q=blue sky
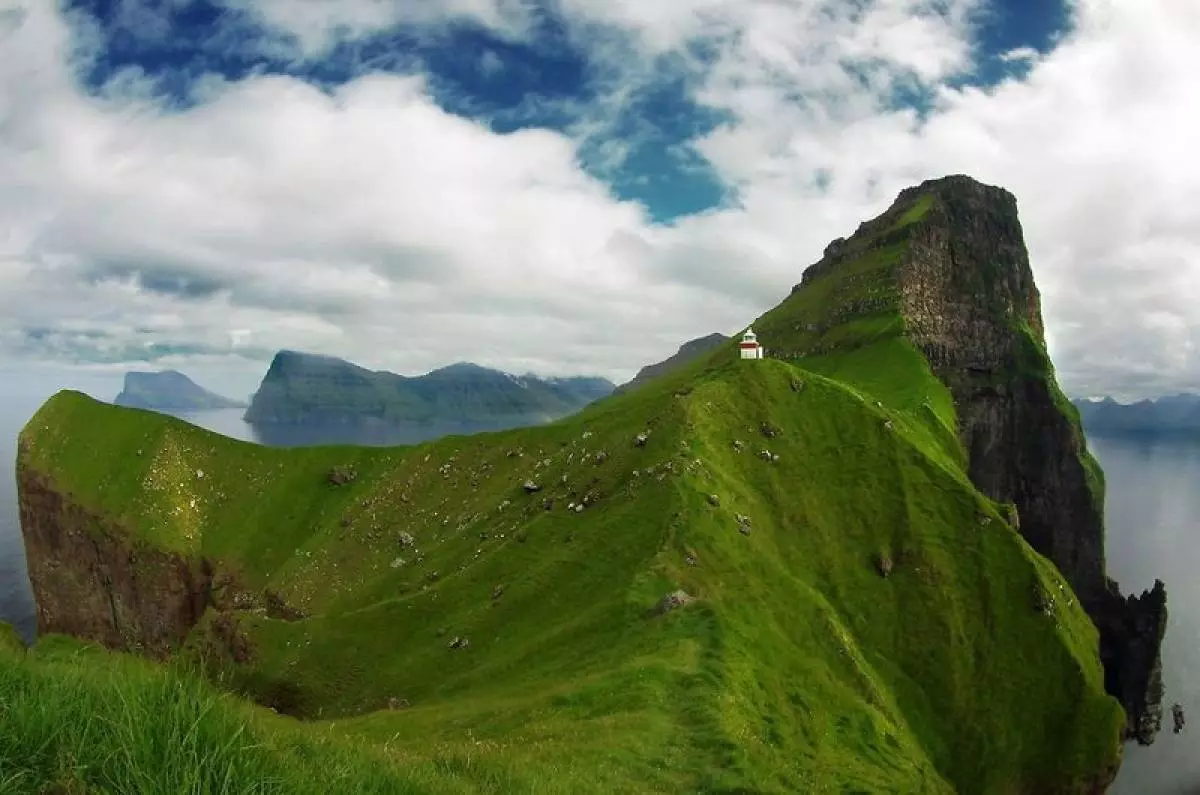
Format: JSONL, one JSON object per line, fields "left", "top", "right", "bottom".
{"left": 68, "top": 0, "right": 1071, "bottom": 222}
{"left": 1, "top": 0, "right": 1198, "bottom": 402}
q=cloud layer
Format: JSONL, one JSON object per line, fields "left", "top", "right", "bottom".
{"left": 1, "top": 0, "right": 1198, "bottom": 401}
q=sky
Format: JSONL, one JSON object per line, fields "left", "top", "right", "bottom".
{"left": 1, "top": 0, "right": 1198, "bottom": 404}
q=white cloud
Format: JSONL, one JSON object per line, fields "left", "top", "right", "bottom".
{"left": 1, "top": 0, "right": 1199, "bottom": 403}
{"left": 214, "top": 0, "right": 538, "bottom": 57}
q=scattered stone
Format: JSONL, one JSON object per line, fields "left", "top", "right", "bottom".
{"left": 790, "top": 378, "right": 806, "bottom": 393}
{"left": 427, "top": 571, "right": 440, "bottom": 582}
{"left": 652, "top": 589, "right": 695, "bottom": 616}
{"left": 498, "top": 499, "right": 511, "bottom": 511}
{"left": 264, "top": 589, "right": 308, "bottom": 621}
{"left": 594, "top": 451, "right": 609, "bottom": 464}
{"left": 574, "top": 504, "right": 584, "bottom": 513}
{"left": 387, "top": 697, "right": 411, "bottom": 710}
{"left": 492, "top": 584, "right": 505, "bottom": 600}
{"left": 685, "top": 553, "right": 698, "bottom": 567}
{"left": 883, "top": 420, "right": 894, "bottom": 431}
{"left": 760, "top": 422, "right": 779, "bottom": 439}
{"left": 561, "top": 474, "right": 568, "bottom": 484}
{"left": 1003, "top": 502, "right": 1021, "bottom": 530}
{"left": 390, "top": 557, "right": 405, "bottom": 569}
{"left": 515, "top": 529, "right": 528, "bottom": 543}
{"left": 196, "top": 469, "right": 205, "bottom": 479}
{"left": 542, "top": 498, "right": 554, "bottom": 511}
{"left": 523, "top": 480, "right": 542, "bottom": 493}
{"left": 1031, "top": 580, "right": 1056, "bottom": 616}
{"left": 735, "top": 513, "right": 753, "bottom": 535}
{"left": 732, "top": 440, "right": 744, "bottom": 453}
{"left": 874, "top": 553, "right": 894, "bottom": 578}
{"left": 707, "top": 493, "right": 721, "bottom": 507}
{"left": 136, "top": 448, "right": 144, "bottom": 456}
{"left": 1172, "top": 703, "right": 1186, "bottom": 734}
{"left": 398, "top": 531, "right": 415, "bottom": 548}
{"left": 327, "top": 466, "right": 357, "bottom": 486}
{"left": 447, "top": 636, "right": 469, "bottom": 650}
{"left": 635, "top": 432, "right": 649, "bottom": 447}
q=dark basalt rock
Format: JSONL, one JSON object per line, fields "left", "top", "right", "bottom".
{"left": 798, "top": 174, "right": 1169, "bottom": 747}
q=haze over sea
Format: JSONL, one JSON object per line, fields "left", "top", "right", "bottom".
{"left": 1, "top": 389, "right": 1196, "bottom": 793}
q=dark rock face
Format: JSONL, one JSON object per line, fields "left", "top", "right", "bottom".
{"left": 800, "top": 174, "right": 1168, "bottom": 746}
{"left": 17, "top": 464, "right": 213, "bottom": 658}
{"left": 902, "top": 175, "right": 1166, "bottom": 744}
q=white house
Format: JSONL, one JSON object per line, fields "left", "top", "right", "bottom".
{"left": 739, "top": 328, "right": 764, "bottom": 360}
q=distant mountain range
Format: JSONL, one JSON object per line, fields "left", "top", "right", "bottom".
{"left": 243, "top": 350, "right": 615, "bottom": 427}
{"left": 615, "top": 333, "right": 728, "bottom": 394}
{"left": 113, "top": 370, "right": 245, "bottom": 412}
{"left": 1073, "top": 393, "right": 1200, "bottom": 435}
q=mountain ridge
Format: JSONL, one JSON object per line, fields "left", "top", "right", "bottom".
{"left": 1074, "top": 393, "right": 1200, "bottom": 436}
{"left": 243, "top": 350, "right": 615, "bottom": 427}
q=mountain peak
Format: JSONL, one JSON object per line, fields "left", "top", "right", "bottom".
{"left": 114, "top": 370, "right": 244, "bottom": 411}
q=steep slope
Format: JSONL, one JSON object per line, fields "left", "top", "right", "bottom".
{"left": 616, "top": 333, "right": 729, "bottom": 394}
{"left": 243, "top": 351, "right": 614, "bottom": 428}
{"left": 114, "top": 370, "right": 245, "bottom": 411}
{"left": 748, "top": 173, "right": 1166, "bottom": 744}
{"left": 12, "top": 175, "right": 1141, "bottom": 792}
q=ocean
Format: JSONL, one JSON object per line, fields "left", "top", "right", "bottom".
{"left": 0, "top": 395, "right": 1194, "bottom": 792}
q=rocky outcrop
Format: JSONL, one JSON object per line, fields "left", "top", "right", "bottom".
{"left": 798, "top": 174, "right": 1169, "bottom": 745}
{"left": 17, "top": 463, "right": 213, "bottom": 658}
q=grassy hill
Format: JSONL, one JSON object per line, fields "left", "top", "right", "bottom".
{"left": 7, "top": 176, "right": 1131, "bottom": 793}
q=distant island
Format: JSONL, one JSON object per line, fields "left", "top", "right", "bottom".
{"left": 243, "top": 350, "right": 615, "bottom": 428}
{"left": 1074, "top": 393, "right": 1200, "bottom": 436}
{"left": 113, "top": 370, "right": 245, "bottom": 412}
{"left": 615, "top": 333, "right": 728, "bottom": 394}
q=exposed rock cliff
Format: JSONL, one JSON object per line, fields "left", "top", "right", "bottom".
{"left": 18, "top": 459, "right": 213, "bottom": 658}
{"left": 795, "top": 174, "right": 1168, "bottom": 745}
{"left": 244, "top": 351, "right": 614, "bottom": 427}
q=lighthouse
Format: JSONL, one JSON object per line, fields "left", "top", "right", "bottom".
{"left": 739, "top": 328, "right": 764, "bottom": 360}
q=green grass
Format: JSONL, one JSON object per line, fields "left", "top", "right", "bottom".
{"left": 9, "top": 348, "right": 1123, "bottom": 793}
{"left": 6, "top": 186, "right": 1125, "bottom": 792}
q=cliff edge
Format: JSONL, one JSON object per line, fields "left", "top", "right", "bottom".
{"left": 762, "top": 174, "right": 1168, "bottom": 744}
